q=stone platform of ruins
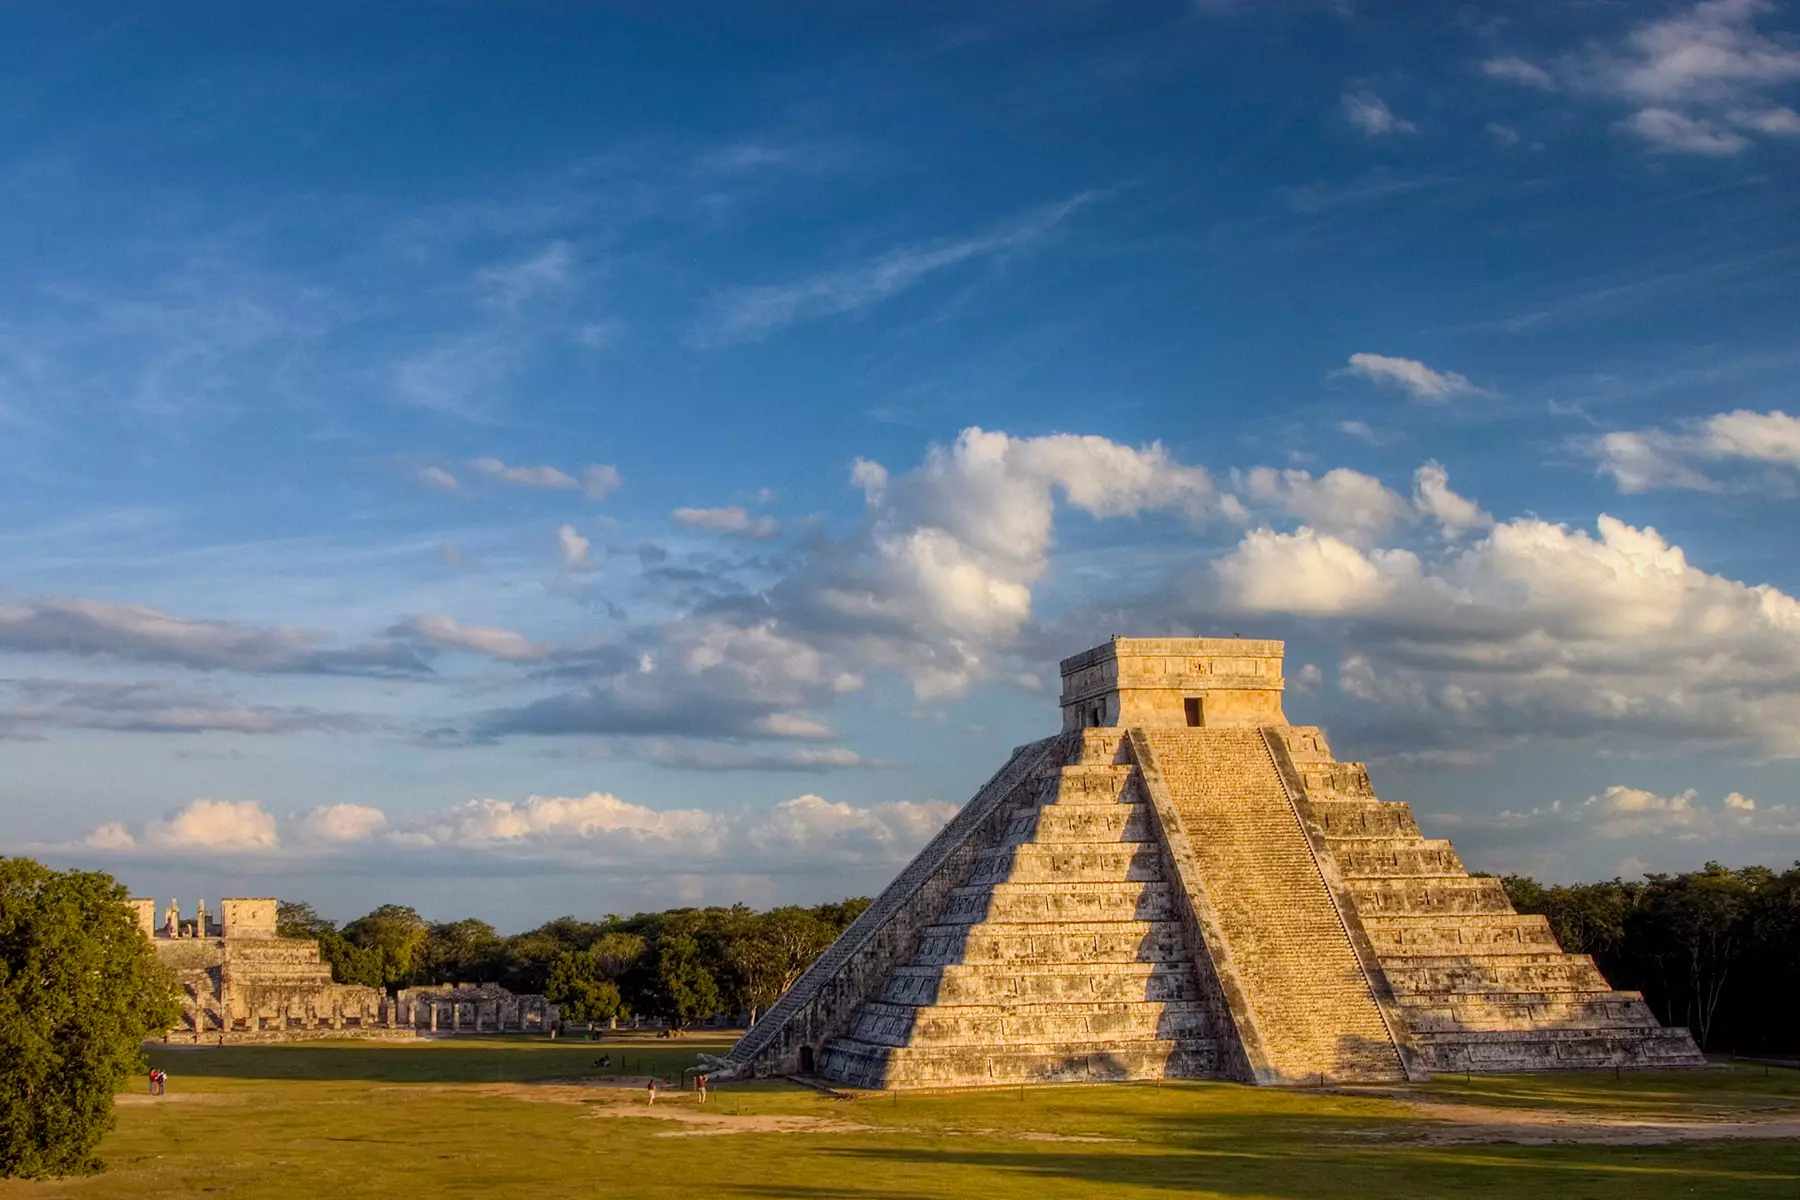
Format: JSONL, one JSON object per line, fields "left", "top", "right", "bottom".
{"left": 727, "top": 636, "right": 1705, "bottom": 1089}
{"left": 130, "top": 898, "right": 556, "bottom": 1043}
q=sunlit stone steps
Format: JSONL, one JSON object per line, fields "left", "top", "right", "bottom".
{"left": 812, "top": 727, "right": 1216, "bottom": 1088}
{"left": 1141, "top": 728, "right": 1409, "bottom": 1083}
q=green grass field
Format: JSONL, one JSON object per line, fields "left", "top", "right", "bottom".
{"left": 5, "top": 1038, "right": 1799, "bottom": 1199}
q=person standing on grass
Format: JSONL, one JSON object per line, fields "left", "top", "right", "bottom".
{"left": 647, "top": 1077, "right": 657, "bottom": 1106}
{"left": 696, "top": 1073, "right": 707, "bottom": 1103}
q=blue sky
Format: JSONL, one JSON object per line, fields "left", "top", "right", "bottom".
{"left": 4, "top": 1, "right": 1799, "bottom": 927}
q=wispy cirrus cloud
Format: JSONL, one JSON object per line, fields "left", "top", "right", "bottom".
{"left": 688, "top": 192, "right": 1100, "bottom": 347}
{"left": 0, "top": 678, "right": 367, "bottom": 738}
{"left": 1481, "top": 55, "right": 1557, "bottom": 91}
{"left": 0, "top": 597, "right": 429, "bottom": 677}
{"left": 470, "top": 457, "right": 622, "bottom": 499}
{"left": 1339, "top": 91, "right": 1417, "bottom": 136}
{"left": 1484, "top": 1, "right": 1800, "bottom": 157}
{"left": 1339, "top": 352, "right": 1487, "bottom": 401}
{"left": 387, "top": 614, "right": 549, "bottom": 662}
{"left": 672, "top": 505, "right": 779, "bottom": 539}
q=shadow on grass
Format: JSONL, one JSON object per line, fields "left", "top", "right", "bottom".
{"left": 735, "top": 1131, "right": 1800, "bottom": 1200}
{"left": 143, "top": 1038, "right": 739, "bottom": 1085}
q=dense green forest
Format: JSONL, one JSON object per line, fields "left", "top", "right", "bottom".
{"left": 278, "top": 897, "right": 870, "bottom": 1029}
{"left": 289, "top": 860, "right": 1799, "bottom": 1049}
{"left": 1503, "top": 862, "right": 1800, "bottom": 1053}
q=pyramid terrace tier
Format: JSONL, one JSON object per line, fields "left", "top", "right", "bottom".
{"left": 1345, "top": 875, "right": 1517, "bottom": 916}
{"left": 818, "top": 1035, "right": 1226, "bottom": 1089}
{"left": 937, "top": 881, "right": 1183, "bottom": 925}
{"left": 1380, "top": 953, "right": 1613, "bottom": 996}
{"left": 879, "top": 962, "right": 1207, "bottom": 1006}
{"left": 966, "top": 843, "right": 1167, "bottom": 886}
{"left": 846, "top": 998, "right": 1220, "bottom": 1047}
{"left": 1360, "top": 913, "right": 1564, "bottom": 955}
{"left": 1328, "top": 839, "right": 1467, "bottom": 878}
{"left": 910, "top": 919, "right": 1194, "bottom": 967}
{"left": 1000, "top": 803, "right": 1156, "bottom": 845}
{"left": 1415, "top": 1027, "right": 1707, "bottom": 1072}
{"left": 1396, "top": 990, "right": 1672, "bottom": 1033}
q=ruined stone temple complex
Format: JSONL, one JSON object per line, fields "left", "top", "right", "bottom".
{"left": 129, "top": 898, "right": 557, "bottom": 1041}
{"left": 726, "top": 637, "right": 1705, "bottom": 1088}
{"left": 129, "top": 897, "right": 398, "bottom": 1042}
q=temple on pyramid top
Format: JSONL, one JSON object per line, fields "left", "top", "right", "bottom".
{"left": 1059, "top": 636, "right": 1287, "bottom": 730}
{"left": 727, "top": 635, "right": 1705, "bottom": 1089}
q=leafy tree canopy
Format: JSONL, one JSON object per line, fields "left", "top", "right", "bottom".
{"left": 0, "top": 859, "right": 182, "bottom": 1178}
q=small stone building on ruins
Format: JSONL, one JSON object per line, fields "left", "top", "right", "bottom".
{"left": 129, "top": 898, "right": 557, "bottom": 1041}
{"left": 726, "top": 636, "right": 1706, "bottom": 1088}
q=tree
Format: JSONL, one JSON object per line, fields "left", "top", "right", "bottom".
{"left": 340, "top": 905, "right": 429, "bottom": 990}
{"left": 275, "top": 900, "right": 335, "bottom": 941}
{"left": 1629, "top": 864, "right": 1755, "bottom": 1049}
{"left": 419, "top": 919, "right": 503, "bottom": 984}
{"left": 0, "top": 859, "right": 182, "bottom": 1177}
{"left": 654, "top": 934, "right": 720, "bottom": 1031}
{"left": 589, "top": 931, "right": 646, "bottom": 980}
{"left": 544, "top": 952, "right": 624, "bottom": 1023}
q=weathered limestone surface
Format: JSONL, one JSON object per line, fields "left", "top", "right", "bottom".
{"left": 1134, "top": 728, "right": 1418, "bottom": 1083}
{"left": 147, "top": 927, "right": 399, "bottom": 1044}
{"left": 811, "top": 729, "right": 1236, "bottom": 1088}
{"left": 728, "top": 637, "right": 1705, "bottom": 1087}
{"left": 1273, "top": 729, "right": 1706, "bottom": 1072}
{"left": 132, "top": 900, "right": 560, "bottom": 1043}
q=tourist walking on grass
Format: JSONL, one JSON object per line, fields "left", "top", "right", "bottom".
{"left": 647, "top": 1077, "right": 657, "bottom": 1106}
{"left": 696, "top": 1073, "right": 708, "bottom": 1103}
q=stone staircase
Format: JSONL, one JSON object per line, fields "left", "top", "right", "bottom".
{"left": 815, "top": 730, "right": 1224, "bottom": 1088}
{"left": 1138, "top": 729, "right": 1410, "bottom": 1083}
{"left": 1277, "top": 730, "right": 1707, "bottom": 1072}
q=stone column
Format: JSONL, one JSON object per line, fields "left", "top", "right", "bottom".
{"left": 428, "top": 1003, "right": 439, "bottom": 1032}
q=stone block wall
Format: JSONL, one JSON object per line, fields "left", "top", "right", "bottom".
{"left": 727, "top": 736, "right": 1064, "bottom": 1077}
{"left": 221, "top": 898, "right": 278, "bottom": 939}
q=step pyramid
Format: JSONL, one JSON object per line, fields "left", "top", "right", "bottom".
{"left": 727, "top": 637, "right": 1704, "bottom": 1088}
